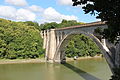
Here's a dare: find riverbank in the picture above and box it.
[0,58,46,64]
[66,54,103,62]
[0,54,103,64]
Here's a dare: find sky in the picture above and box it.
[0,0,100,24]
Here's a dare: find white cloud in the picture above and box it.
[28,5,44,12]
[0,6,16,19]
[58,0,73,6]
[57,0,93,8]
[5,0,28,6]
[42,7,78,23]
[0,6,36,21]
[16,8,36,21]
[0,5,78,23]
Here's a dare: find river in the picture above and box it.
[0,58,112,80]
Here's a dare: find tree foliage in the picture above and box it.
[0,18,44,59]
[40,19,85,30]
[110,68,120,80]
[24,21,41,31]
[72,0,120,43]
[65,34,101,58]
[40,22,59,30]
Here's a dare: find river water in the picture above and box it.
[0,58,112,80]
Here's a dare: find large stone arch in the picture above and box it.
[53,30,115,71]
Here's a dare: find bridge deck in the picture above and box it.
[55,21,106,30]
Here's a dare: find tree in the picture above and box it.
[65,34,101,58]
[40,19,84,30]
[72,0,120,43]
[40,22,59,30]
[24,21,41,31]
[0,18,44,59]
[60,19,84,28]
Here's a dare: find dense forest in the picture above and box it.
[0,18,44,59]
[65,34,101,58]
[0,18,101,59]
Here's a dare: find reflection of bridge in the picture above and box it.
[41,21,119,73]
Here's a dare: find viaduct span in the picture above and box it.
[41,21,120,73]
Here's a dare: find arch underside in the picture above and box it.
[54,30,116,71]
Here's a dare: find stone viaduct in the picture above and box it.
[41,21,120,73]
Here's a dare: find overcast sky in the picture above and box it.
[0,0,100,24]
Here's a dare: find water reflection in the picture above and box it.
[63,63,100,80]
[45,63,56,80]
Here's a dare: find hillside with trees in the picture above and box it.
[0,18,44,59]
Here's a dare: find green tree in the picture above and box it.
[24,21,41,31]
[60,19,84,28]
[0,18,44,59]
[40,19,85,30]
[65,34,101,58]
[40,22,59,30]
